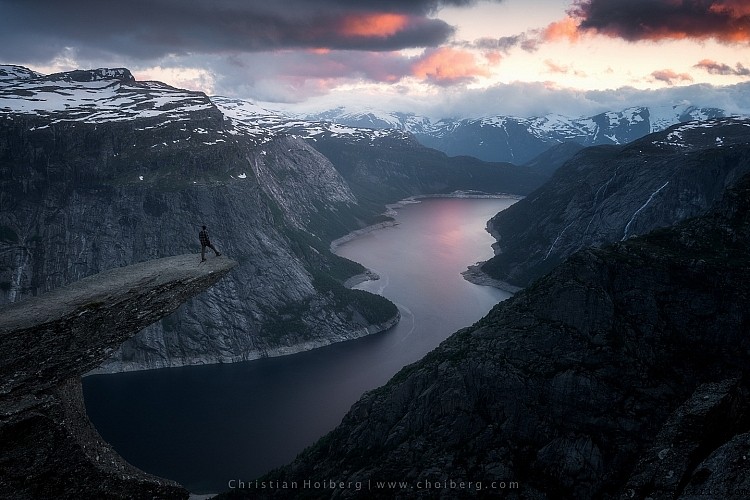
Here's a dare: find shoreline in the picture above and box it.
[343,269,380,288]
[329,220,398,252]
[333,191,524,295]
[331,191,523,254]
[461,263,522,293]
[86,310,401,376]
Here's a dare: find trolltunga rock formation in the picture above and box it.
[0,254,236,499]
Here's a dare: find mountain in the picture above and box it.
[0,64,42,81]
[251,164,750,500]
[305,104,729,164]
[0,66,539,372]
[481,117,750,287]
[0,66,401,372]
[522,141,585,177]
[213,96,546,208]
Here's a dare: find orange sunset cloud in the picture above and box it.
[340,13,410,38]
[542,16,583,43]
[411,47,490,85]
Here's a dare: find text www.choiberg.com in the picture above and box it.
[228,479,520,492]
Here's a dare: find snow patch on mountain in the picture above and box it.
[212,96,410,145]
[650,117,750,151]
[0,65,42,81]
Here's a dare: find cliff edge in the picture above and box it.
[0,254,236,499]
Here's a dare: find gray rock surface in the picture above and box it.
[0,254,236,499]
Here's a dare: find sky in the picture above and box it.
[1,0,749,118]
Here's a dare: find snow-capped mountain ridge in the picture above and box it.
[0,64,42,81]
[0,66,414,152]
[0,64,215,125]
[212,96,410,146]
[648,116,750,151]
[303,103,736,163]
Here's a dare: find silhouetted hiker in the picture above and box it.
[199,225,221,262]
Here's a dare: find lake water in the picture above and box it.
[83,197,516,494]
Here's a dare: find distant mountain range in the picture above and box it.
[208,96,737,167]
[301,104,732,164]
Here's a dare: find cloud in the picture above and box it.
[544,60,569,74]
[0,0,506,63]
[543,60,587,78]
[203,45,491,102]
[571,0,750,44]
[694,59,750,76]
[468,14,586,55]
[396,80,750,120]
[411,47,490,85]
[650,69,694,85]
[474,0,750,58]
[204,50,415,102]
[134,66,217,93]
[541,16,583,43]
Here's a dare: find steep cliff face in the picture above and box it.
[258,173,750,499]
[0,254,236,499]
[482,118,750,287]
[0,67,398,372]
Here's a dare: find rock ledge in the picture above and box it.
[0,254,236,499]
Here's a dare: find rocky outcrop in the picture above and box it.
[482,117,750,287]
[0,254,236,499]
[252,174,750,499]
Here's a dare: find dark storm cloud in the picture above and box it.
[0,0,505,62]
[571,0,750,43]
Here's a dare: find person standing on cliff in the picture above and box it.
[199,225,221,262]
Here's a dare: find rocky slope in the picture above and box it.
[0,254,235,499]
[252,170,750,500]
[481,117,750,287]
[0,66,400,372]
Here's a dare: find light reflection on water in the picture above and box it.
[83,197,516,494]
